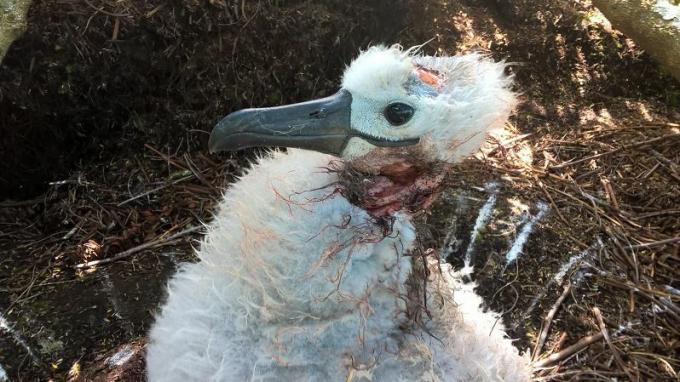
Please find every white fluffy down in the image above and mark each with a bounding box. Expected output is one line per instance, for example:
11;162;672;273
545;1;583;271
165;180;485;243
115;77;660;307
147;150;531;381
148;46;529;381
341;46;516;162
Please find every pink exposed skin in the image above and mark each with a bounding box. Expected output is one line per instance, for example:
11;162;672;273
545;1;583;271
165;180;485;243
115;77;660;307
362;171;445;217
350;147;448;218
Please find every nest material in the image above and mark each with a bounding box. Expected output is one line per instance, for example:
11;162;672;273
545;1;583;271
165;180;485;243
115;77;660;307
1;0;679;380
468;112;680;381
1;120;678;381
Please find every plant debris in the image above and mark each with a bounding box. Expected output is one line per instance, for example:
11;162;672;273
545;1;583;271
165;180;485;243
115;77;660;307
0;0;678;381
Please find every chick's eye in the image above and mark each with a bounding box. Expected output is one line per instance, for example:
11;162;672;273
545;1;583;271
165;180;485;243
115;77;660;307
384;102;414;126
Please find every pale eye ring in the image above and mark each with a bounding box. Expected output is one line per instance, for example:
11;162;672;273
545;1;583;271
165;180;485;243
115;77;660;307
384;102;414;126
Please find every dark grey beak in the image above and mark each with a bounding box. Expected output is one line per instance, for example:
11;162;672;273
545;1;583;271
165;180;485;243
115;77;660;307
209;90;419;156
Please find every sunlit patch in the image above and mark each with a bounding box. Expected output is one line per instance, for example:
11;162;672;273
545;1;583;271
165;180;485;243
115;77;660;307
480;124;534;167
554;33;567;61
448;10;509;51
578;107;598;124
506;197;530;217
597;108;613;124
580;9;613;31
624;100;655;121
570;46;591;97
68;361;81;380
578;106;615;127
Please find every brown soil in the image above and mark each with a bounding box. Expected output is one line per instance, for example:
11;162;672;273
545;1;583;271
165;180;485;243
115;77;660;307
1;0;678;381
0;0;411;199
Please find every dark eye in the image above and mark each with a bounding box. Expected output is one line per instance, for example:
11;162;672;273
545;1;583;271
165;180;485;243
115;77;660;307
384;102;414;126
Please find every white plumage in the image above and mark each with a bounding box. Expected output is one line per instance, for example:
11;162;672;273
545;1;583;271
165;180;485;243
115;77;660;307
147;46;531;381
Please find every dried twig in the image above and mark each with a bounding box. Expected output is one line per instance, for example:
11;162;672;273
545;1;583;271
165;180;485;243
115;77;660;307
0;196;45;208
627;236;680;250
184;153;218;192
487;133;533;155
532;282;572;361
537;179;567;224
117;175;194;206
648;149;680;181
593;307;637;381
145;144;189;171
549;134;679;170
75;225;203;268
82;0;131;17
534;332;605;368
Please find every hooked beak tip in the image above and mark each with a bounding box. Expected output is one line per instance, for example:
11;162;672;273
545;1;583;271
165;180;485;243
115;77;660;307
207;126;223;154
208;136;219;154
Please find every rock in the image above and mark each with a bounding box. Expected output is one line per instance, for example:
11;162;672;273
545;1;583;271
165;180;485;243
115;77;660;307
593;0;680;81
0;0;32;62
